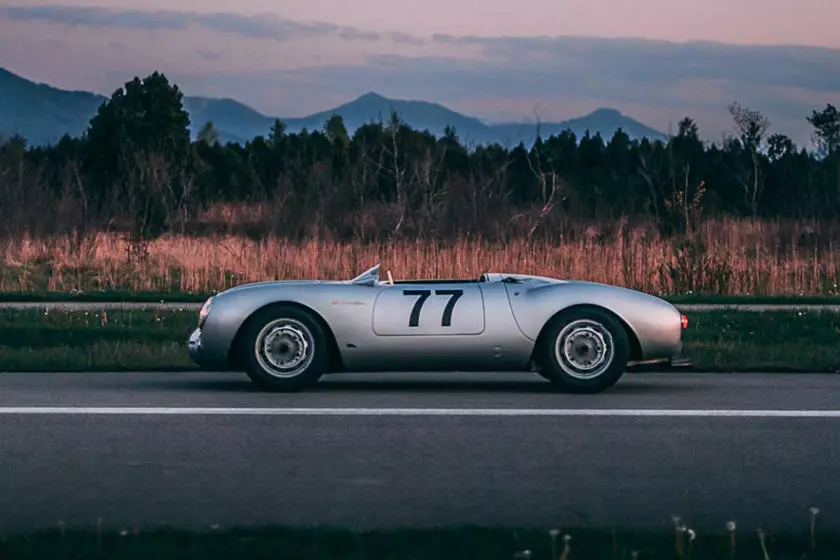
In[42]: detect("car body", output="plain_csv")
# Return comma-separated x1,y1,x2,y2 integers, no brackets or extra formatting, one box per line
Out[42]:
187,263,690,393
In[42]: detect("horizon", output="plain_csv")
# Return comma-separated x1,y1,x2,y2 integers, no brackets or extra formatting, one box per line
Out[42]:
1,1,839,145
2,65,640,129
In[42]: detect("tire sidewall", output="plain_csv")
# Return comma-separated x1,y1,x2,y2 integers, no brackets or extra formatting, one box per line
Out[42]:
540,307,629,393
239,304,328,392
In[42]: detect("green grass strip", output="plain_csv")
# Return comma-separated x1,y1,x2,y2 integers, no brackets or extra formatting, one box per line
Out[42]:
0,309,837,372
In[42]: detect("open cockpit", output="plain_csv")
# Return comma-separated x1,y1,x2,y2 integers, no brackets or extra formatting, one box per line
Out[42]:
348,263,491,286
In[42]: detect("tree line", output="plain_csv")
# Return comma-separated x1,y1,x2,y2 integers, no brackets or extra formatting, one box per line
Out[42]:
1,71,839,248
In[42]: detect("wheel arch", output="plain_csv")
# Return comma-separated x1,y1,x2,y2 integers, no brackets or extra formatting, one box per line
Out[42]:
227,300,344,372
529,303,643,364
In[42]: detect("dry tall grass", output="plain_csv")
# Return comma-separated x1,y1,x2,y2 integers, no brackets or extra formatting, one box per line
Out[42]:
0,217,837,295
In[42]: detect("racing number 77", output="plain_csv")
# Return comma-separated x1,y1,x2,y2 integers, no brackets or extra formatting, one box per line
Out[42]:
402,289,464,327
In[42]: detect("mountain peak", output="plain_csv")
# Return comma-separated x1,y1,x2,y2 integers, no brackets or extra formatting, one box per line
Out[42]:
0,67,666,147
355,91,389,102
587,107,623,117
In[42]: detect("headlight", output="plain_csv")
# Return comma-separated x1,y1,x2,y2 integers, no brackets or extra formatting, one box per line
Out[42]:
198,297,213,327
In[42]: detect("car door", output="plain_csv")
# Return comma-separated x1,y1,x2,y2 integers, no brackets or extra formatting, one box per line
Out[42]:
371,282,485,336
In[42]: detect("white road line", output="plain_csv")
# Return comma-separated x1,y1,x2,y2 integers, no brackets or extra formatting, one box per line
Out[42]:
1,407,840,417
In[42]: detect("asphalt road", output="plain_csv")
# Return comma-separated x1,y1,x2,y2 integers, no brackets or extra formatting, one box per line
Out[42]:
1,370,839,535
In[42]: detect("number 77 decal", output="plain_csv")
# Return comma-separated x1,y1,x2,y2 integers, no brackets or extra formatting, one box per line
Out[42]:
402,289,464,327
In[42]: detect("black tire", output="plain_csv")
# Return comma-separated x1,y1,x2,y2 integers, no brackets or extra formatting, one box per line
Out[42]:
537,307,630,394
237,304,329,392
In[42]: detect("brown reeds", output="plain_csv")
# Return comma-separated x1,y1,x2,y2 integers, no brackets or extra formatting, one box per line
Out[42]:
0,213,837,295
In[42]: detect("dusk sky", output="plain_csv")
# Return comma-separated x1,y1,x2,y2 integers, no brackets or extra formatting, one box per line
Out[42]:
2,0,839,145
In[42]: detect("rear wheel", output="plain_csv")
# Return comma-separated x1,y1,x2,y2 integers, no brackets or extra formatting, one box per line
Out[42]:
537,307,629,394
238,304,329,392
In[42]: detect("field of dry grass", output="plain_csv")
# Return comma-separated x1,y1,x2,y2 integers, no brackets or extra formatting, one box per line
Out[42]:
0,217,838,297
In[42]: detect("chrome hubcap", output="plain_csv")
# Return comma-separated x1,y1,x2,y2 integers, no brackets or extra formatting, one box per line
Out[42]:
255,318,314,378
555,319,614,379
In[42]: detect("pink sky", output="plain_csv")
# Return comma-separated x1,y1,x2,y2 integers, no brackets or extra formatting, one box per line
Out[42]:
7,0,840,48
1,0,839,145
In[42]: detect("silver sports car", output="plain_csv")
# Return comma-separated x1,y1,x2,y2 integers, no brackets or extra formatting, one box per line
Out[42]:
187,263,690,393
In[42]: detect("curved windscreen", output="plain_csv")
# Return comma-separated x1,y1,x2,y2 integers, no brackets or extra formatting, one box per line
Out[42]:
349,264,380,285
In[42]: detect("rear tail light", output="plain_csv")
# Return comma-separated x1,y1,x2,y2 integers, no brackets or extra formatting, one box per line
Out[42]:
681,314,688,329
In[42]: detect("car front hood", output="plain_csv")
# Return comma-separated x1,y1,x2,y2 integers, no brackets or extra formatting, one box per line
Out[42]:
218,279,335,295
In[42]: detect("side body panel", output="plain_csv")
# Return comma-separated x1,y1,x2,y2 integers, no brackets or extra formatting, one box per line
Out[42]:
360,281,533,370
194,278,535,372
194,280,377,370
372,283,485,336
495,276,684,361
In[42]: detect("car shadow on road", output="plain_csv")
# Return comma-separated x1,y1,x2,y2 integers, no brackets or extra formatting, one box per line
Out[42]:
133,373,702,395
132,378,554,394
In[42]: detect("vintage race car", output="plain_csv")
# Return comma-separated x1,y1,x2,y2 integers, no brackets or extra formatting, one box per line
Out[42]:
187,264,690,393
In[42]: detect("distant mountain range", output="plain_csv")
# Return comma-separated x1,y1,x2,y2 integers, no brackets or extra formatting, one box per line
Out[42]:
0,67,666,147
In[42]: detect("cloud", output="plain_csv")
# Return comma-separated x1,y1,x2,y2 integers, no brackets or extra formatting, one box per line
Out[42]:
261,36,840,120
197,49,221,60
386,32,425,46
0,4,384,43
425,35,840,95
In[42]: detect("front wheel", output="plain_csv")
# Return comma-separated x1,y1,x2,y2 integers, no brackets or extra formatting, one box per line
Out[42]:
537,308,630,394
238,304,329,392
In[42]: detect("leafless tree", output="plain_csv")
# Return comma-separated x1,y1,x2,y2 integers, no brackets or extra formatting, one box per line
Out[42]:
728,102,770,216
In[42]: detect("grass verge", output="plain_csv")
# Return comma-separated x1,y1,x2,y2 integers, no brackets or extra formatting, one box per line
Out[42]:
0,522,837,560
681,309,840,372
0,309,837,372
0,307,195,371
